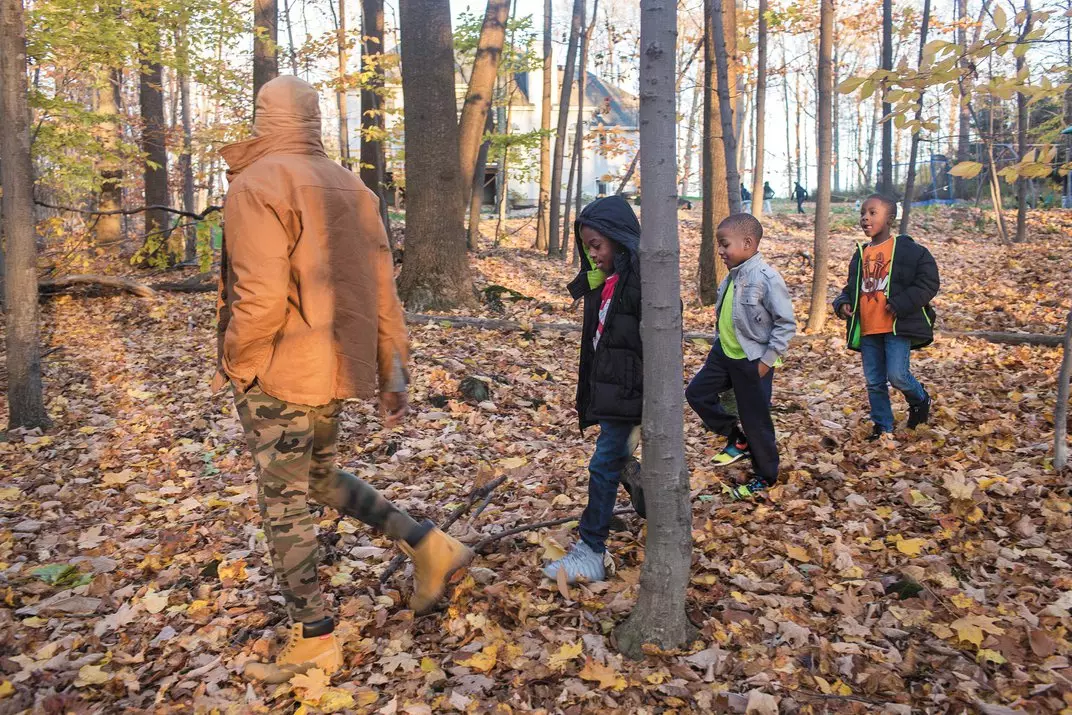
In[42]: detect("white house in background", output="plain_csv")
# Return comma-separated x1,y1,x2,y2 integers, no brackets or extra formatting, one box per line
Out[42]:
379,62,639,208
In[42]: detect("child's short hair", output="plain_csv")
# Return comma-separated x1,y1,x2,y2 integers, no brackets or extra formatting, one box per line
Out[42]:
718,213,763,244
866,193,898,220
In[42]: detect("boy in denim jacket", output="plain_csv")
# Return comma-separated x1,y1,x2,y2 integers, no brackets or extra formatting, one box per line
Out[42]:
686,214,797,499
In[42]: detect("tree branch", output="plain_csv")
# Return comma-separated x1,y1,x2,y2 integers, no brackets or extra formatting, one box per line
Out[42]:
472,507,634,554
35,200,222,221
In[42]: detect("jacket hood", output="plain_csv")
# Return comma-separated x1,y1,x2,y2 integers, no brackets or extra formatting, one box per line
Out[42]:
220,75,327,178
568,195,641,298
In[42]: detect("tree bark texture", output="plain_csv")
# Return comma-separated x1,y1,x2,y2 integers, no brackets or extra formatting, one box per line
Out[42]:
880,0,892,194
178,27,197,262
1015,0,1033,243
548,0,582,257
139,36,171,262
1056,309,1072,470
334,0,351,168
806,0,834,334
1,0,51,429
613,0,695,659
955,0,971,198
96,68,123,253
360,0,390,236
397,0,475,309
253,0,279,103
468,111,495,249
699,0,733,306
459,0,511,213
571,0,598,242
711,0,740,215
899,0,931,236
535,0,553,251
750,0,767,218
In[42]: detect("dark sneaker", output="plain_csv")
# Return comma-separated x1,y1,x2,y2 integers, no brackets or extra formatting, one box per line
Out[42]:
867,425,890,442
908,392,931,429
722,476,773,501
713,429,749,467
620,457,646,518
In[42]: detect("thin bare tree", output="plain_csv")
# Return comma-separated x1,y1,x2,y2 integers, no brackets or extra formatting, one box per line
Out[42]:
806,0,834,333
750,0,768,218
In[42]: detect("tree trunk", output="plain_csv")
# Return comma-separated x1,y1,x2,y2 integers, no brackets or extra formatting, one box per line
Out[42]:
1056,308,1072,470
360,0,390,236
783,42,793,195
711,0,740,215
459,0,511,213
699,0,734,306
793,69,801,185
397,0,475,309
879,0,892,194
495,85,516,245
548,0,582,256
139,35,171,264
865,72,879,188
560,113,580,253
832,35,840,193
282,0,299,73
806,0,834,334
613,0,695,659
96,68,123,252
955,0,970,198
571,0,598,246
1015,0,1033,243
681,59,703,196
253,0,279,102
333,0,351,168
899,0,931,236
535,0,553,250
468,111,495,249
750,0,767,218
1,0,50,430
178,26,197,262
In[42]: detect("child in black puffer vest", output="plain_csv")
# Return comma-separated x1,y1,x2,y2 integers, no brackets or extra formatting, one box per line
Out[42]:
543,195,643,585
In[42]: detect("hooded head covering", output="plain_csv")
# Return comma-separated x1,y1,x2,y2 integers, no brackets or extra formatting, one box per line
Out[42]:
220,75,327,178
568,195,641,298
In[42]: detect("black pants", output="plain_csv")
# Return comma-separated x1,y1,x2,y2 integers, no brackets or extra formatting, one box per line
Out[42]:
796,199,805,214
685,341,779,483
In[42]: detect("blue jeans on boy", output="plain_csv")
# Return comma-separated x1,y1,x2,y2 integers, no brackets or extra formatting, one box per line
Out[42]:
860,333,928,433
579,420,638,553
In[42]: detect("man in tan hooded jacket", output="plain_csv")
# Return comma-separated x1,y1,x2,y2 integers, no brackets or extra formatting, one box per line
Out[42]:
215,76,472,683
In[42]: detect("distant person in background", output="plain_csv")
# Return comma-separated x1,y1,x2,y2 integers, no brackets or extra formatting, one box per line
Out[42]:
794,182,809,214
763,181,775,200
741,183,752,202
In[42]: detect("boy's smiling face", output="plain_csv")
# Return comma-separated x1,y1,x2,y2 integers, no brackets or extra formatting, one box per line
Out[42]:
717,226,757,269
581,225,617,274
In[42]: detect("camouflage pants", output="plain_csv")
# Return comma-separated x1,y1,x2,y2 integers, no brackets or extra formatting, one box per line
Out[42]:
234,384,420,623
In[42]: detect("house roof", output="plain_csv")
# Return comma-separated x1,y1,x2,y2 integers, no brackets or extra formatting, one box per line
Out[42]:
564,70,638,129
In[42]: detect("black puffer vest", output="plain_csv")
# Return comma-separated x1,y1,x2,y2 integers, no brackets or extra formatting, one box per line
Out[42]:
566,196,643,431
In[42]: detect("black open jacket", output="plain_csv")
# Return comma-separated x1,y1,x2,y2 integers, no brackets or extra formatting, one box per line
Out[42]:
832,234,939,351
566,196,643,431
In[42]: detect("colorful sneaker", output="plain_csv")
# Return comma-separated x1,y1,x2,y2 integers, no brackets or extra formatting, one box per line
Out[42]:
722,477,773,501
713,430,749,467
542,541,606,584
908,392,932,429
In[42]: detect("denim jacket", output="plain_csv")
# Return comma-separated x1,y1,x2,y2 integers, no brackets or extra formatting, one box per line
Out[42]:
714,252,797,367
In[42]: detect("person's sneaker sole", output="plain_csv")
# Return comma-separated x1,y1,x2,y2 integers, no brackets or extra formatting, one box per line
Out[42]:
712,448,749,467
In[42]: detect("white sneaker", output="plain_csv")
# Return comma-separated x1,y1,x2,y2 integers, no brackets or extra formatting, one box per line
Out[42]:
542,541,606,584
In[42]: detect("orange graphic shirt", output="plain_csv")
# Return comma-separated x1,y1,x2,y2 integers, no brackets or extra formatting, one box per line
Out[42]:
859,239,895,336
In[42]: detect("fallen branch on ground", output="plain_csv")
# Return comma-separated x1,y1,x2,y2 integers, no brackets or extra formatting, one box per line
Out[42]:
40,275,156,298
35,200,222,221
472,507,635,554
405,312,1065,348
379,473,511,583
154,273,216,293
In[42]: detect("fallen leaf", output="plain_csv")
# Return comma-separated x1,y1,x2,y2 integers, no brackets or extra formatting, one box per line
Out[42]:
457,645,497,673
785,544,811,562
950,615,1005,647
547,641,583,671
578,656,627,691
74,664,111,687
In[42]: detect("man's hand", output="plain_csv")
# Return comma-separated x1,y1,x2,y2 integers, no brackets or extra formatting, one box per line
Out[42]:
884,303,897,315
837,304,853,320
380,391,409,427
757,361,771,379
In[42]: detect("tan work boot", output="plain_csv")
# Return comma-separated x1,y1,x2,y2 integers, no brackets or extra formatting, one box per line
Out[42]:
243,620,343,684
398,528,475,615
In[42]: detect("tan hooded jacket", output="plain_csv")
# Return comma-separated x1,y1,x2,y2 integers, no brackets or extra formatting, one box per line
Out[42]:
213,75,408,405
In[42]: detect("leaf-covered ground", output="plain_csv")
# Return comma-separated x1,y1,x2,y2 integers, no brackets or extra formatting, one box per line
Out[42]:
1,206,1070,714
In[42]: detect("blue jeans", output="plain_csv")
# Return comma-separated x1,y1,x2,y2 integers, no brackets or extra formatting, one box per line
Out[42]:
579,421,640,553
860,333,927,432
